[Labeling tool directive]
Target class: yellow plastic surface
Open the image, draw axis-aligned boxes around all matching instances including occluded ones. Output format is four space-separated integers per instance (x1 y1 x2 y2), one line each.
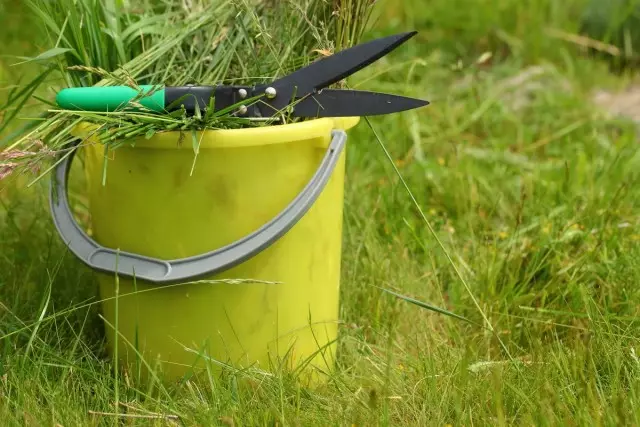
75 116 359 384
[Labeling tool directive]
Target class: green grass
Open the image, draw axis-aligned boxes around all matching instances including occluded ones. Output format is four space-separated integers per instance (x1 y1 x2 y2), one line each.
0 0 377 177
3 0 640 425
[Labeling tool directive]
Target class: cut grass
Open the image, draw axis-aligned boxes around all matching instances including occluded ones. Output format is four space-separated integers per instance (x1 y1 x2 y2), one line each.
3 0 640 425
1 0 378 179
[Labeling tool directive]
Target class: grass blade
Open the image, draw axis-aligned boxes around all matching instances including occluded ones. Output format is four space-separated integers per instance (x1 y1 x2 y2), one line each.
376 286 477 325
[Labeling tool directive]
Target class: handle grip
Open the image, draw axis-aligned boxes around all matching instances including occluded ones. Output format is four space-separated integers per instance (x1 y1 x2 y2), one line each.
49 130 347 284
55 85 166 113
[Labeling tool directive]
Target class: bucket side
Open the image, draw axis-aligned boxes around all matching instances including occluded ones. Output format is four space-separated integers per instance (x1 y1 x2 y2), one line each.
79 121 349 383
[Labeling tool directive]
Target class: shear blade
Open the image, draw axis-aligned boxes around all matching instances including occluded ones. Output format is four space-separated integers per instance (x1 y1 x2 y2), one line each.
288 89 429 118
267 31 419 105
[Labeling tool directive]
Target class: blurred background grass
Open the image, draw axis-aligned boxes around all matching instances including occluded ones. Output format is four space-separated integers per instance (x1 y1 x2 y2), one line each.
3 0 640 425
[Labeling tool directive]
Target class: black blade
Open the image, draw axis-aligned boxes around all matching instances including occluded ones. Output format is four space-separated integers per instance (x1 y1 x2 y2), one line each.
288 89 429 118
266 31 418 98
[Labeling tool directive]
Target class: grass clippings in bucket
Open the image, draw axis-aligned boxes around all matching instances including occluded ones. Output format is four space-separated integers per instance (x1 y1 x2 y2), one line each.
0 0 378 180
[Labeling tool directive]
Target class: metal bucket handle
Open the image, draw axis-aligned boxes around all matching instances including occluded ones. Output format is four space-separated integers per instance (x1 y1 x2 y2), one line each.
49 129 347 285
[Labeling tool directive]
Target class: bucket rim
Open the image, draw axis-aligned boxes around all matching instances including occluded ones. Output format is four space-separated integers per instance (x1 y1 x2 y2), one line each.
72 116 360 149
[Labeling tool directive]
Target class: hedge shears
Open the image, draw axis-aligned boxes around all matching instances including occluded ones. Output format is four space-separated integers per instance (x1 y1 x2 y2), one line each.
55 31 429 118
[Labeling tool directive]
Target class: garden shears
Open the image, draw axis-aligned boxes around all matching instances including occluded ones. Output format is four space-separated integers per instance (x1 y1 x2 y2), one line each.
55 31 429 118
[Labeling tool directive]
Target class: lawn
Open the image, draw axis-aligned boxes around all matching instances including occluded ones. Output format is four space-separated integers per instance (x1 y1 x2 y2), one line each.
2 0 640 425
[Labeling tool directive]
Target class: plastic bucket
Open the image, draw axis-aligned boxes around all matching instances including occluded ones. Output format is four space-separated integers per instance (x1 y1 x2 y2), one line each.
49 116 360 384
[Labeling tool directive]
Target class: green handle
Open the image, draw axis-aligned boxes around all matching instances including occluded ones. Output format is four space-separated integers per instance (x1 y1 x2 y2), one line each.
55 85 166 113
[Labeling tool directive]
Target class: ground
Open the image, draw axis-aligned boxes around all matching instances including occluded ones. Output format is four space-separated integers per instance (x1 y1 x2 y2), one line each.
2 0 640 425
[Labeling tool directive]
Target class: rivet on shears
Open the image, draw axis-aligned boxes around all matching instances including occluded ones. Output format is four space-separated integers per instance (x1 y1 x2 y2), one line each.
265 87 277 99
238 88 248 99
237 105 248 115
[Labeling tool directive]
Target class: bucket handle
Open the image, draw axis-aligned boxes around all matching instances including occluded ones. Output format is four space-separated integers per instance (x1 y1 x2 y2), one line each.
49 129 347 285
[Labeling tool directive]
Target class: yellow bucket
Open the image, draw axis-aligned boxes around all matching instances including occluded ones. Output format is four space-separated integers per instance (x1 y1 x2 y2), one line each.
49 116 360 384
